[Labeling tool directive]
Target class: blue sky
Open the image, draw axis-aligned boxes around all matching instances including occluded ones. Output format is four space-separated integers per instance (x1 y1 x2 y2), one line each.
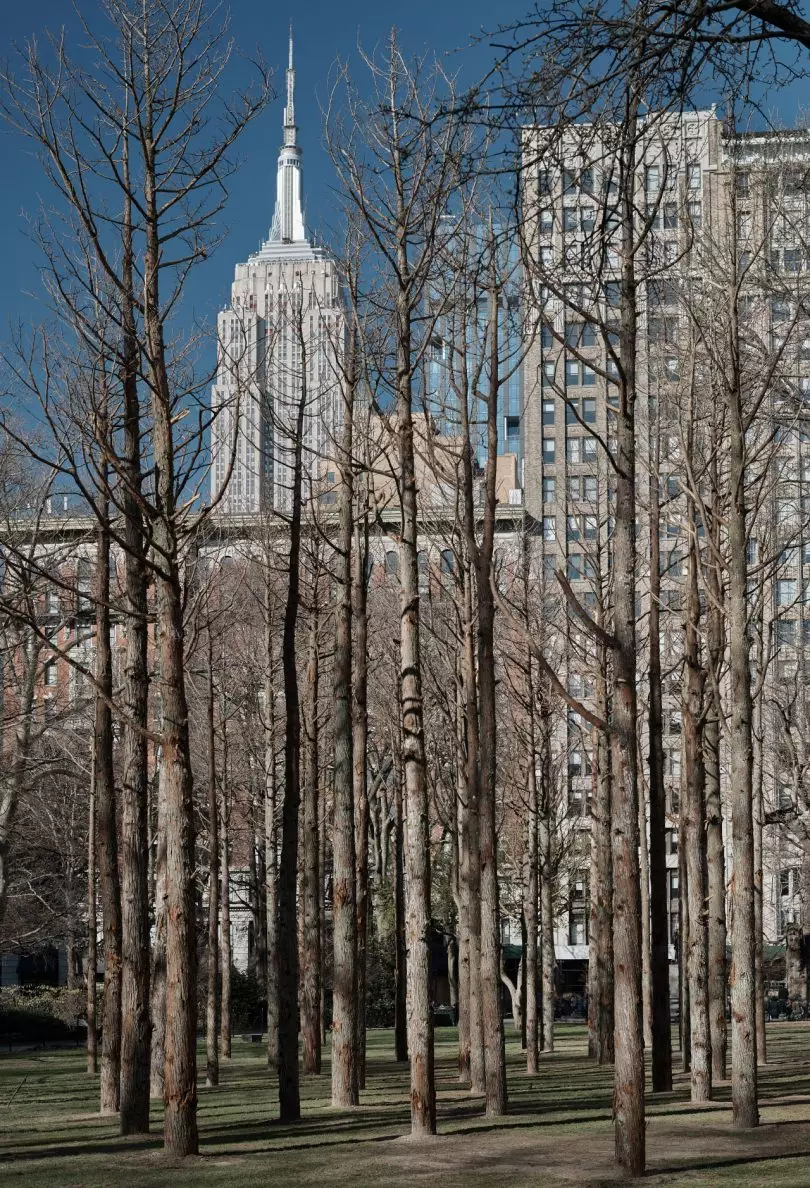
2 1 809 357
0 0 511 346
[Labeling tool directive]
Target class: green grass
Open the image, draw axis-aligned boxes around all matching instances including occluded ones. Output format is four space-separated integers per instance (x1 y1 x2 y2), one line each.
3 1023 810 1185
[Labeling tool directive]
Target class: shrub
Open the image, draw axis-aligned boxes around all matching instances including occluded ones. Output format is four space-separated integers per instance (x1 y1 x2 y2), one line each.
0 986 85 1043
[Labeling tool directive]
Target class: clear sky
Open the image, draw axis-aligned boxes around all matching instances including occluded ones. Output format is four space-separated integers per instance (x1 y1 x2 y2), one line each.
2 1 809 357
0 0 512 347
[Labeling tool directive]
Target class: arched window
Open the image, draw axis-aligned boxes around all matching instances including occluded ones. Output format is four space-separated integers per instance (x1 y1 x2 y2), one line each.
440 549 455 576
385 550 399 578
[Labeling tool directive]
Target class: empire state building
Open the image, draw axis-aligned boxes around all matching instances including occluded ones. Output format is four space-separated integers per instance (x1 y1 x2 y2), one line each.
210 34 345 516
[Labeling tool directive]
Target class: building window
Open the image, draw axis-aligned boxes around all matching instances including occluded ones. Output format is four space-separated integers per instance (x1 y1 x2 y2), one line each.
563 168 577 195
540 244 554 267
774 619 796 650
776 579 797 607
542 436 556 464
542 476 556 503
540 208 553 233
542 399 555 425
541 321 554 349
565 360 580 386
688 200 702 228
440 549 455 576
583 398 597 423
777 868 800 937
583 476 597 502
687 163 702 190
582 366 596 388
568 552 583 581
543 515 557 541
583 437 597 462
384 550 399 578
538 168 552 194
567 515 581 541
668 869 680 945
663 202 678 230
542 361 556 386
645 164 660 193
567 436 581 464
44 660 58 687
735 171 750 197
563 206 578 232
568 874 589 945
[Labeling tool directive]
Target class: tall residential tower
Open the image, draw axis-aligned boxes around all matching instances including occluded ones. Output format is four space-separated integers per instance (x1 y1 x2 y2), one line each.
211 33 345 516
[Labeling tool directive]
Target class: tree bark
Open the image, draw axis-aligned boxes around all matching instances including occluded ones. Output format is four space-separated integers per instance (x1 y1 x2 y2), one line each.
648 427 672 1092
752 594 767 1066
143 76 199 1159
265 598 279 1070
277 304 307 1124
610 97 645 1174
683 516 711 1101
587 645 614 1064
727 337 759 1130
302 607 322 1078
353 513 370 1090
150 755 167 1101
87 762 98 1077
118 140 152 1136
456 672 472 1083
539 695 556 1055
393 741 408 1064
205 637 220 1089
95 518 122 1118
476 277 507 1118
524 655 540 1075
331 319 358 1106
220 734 232 1062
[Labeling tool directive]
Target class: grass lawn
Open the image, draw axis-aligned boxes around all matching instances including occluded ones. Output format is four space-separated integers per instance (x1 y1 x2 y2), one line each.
3 1023 810 1185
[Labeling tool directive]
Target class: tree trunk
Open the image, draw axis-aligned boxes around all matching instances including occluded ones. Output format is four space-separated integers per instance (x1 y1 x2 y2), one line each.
302 609 322 1078
648 429 672 1092
331 319 358 1106
752 596 767 1066
727 359 759 1130
610 106 645 1174
118 150 152 1136
87 765 98 1077
397 300 436 1137
205 638 220 1089
95 518 122 1118
393 744 408 1064
679 803 691 1073
638 770 653 1051
144 90 199 1158
476 279 507 1118
539 699 556 1054
353 513 370 1091
704 458 727 1083
265 602 279 1070
524 655 539 1075
277 306 307 1124
220 738 232 1062
456 674 472 1083
683 518 711 1101
463 564 485 1093
587 646 613 1064
150 757 167 1100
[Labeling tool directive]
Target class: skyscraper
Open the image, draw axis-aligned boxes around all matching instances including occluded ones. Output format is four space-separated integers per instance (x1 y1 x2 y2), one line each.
210 33 345 516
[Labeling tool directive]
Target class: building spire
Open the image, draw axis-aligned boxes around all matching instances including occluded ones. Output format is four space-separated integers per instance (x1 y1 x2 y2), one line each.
283 25 295 145
270 23 306 244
